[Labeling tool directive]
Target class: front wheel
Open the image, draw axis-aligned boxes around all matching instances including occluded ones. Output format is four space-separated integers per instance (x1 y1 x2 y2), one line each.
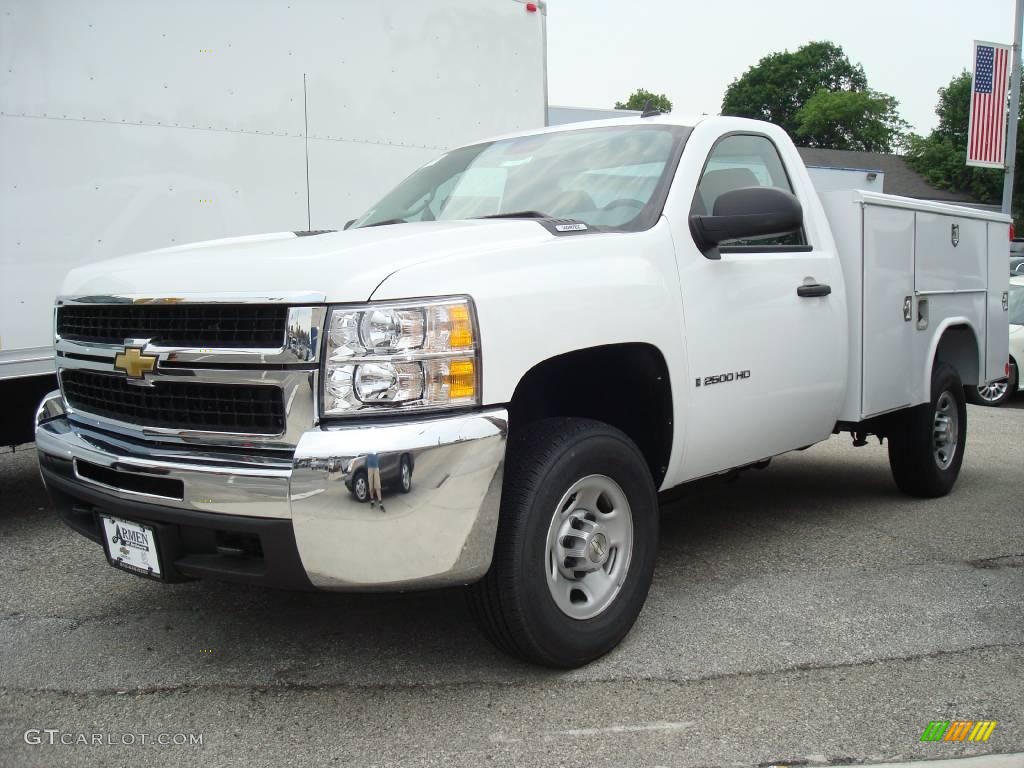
351 470 369 503
888 363 967 498
467 418 658 668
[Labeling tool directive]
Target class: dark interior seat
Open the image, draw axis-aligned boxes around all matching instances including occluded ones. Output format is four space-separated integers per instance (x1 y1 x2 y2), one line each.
696 167 761 214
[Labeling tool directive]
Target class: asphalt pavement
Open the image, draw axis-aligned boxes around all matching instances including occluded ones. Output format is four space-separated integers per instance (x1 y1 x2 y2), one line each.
1 401 1022 767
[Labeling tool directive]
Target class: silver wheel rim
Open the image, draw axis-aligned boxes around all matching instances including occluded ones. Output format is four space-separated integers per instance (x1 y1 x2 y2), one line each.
932 391 959 470
355 476 367 500
976 380 1008 402
544 474 633 621
401 461 411 490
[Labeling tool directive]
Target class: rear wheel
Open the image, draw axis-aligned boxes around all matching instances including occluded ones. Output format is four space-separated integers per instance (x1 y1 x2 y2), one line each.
467 418 658 668
399 455 412 493
888 363 967 498
967 358 1017 406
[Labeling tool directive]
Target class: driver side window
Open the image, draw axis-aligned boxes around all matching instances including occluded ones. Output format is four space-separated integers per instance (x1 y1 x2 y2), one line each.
694 134 806 248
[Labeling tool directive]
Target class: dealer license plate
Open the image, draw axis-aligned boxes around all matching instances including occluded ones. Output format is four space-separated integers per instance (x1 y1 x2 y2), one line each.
100 515 162 578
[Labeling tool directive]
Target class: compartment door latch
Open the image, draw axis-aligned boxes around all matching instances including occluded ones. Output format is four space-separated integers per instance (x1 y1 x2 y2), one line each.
916 297 930 330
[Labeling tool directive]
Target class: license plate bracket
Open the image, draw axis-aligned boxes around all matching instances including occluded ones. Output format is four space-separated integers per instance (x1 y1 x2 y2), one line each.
99 515 163 579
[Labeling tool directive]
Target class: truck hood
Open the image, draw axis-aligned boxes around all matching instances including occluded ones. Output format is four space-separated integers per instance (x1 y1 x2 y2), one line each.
59 220 552 302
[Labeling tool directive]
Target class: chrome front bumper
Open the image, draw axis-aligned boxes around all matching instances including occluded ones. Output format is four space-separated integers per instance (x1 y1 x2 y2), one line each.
35 391 508 590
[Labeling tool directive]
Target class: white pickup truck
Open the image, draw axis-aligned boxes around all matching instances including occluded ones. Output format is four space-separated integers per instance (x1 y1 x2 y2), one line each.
35 115 1011 668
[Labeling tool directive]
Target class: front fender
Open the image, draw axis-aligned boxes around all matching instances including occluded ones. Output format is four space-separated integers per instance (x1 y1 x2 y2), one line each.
370 219 689 477
371 219 687 402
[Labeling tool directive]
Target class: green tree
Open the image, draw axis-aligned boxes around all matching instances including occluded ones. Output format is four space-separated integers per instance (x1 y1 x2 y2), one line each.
932 71 974 144
721 41 868 136
794 89 911 152
615 88 672 113
719 41 909 152
905 71 1020 216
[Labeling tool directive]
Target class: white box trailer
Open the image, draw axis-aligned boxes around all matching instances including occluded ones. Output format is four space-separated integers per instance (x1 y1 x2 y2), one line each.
0 0 547 443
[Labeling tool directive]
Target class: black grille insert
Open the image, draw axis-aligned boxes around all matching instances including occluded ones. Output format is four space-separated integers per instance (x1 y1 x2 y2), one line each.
62 369 285 435
76 460 184 499
57 304 288 348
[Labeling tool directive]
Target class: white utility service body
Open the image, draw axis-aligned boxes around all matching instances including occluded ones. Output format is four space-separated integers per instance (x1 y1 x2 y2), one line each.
0 0 547 442
35 114 1010 667
823 191 1010 421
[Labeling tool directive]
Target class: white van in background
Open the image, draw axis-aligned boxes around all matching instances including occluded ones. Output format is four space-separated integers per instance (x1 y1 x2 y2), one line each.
0 0 548 443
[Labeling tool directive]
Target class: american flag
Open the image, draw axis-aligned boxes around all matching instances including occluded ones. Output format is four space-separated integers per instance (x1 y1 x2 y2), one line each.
967 41 1011 168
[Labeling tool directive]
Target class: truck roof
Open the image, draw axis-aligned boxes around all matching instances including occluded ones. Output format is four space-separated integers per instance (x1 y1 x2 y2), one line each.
478 112 707 144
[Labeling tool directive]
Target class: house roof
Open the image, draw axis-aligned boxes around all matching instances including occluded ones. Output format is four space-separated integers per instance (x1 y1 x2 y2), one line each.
796 147 981 204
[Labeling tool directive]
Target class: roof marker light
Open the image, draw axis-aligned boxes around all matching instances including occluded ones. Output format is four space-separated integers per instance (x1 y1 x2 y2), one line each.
526 2 538 11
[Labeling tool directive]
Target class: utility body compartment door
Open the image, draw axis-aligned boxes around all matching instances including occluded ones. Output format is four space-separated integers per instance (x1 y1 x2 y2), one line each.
915 214 987 293
861 205 916 416
986 222 1011 382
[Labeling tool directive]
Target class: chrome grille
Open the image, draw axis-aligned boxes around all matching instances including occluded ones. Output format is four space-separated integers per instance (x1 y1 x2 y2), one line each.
54 296 324 447
57 304 288 348
61 369 286 435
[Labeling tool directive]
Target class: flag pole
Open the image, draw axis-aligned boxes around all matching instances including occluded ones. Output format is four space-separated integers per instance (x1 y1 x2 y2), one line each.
1002 0 1024 215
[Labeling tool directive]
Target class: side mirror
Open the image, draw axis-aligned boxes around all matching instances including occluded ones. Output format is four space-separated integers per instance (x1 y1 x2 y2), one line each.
343 219 356 230
689 186 803 259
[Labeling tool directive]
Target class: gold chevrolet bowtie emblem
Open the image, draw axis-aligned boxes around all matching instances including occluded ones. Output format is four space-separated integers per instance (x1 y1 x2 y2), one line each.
113 347 157 378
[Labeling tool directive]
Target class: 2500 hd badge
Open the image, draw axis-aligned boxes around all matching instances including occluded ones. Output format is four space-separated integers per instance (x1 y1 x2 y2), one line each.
696 370 752 387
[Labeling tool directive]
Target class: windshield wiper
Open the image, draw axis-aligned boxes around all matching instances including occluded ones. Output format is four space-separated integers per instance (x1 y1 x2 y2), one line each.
361 218 408 228
477 211 551 220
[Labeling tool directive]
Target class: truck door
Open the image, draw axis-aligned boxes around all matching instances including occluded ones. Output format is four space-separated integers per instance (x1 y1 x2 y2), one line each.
673 132 847 480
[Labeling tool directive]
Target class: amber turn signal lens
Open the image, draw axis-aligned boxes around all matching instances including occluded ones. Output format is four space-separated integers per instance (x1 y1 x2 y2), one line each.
448 304 474 349
447 359 476 399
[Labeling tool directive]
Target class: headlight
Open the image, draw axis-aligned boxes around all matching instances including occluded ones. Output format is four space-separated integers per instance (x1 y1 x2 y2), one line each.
322 297 479 416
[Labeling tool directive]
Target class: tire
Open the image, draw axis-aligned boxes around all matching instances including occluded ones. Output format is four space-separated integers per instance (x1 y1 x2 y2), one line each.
966 358 1018 407
351 470 369 502
399 455 412 493
467 418 658 668
888 363 967 498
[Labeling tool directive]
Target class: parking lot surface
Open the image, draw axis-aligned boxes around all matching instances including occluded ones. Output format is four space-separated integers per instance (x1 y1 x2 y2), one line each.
1 402 1021 767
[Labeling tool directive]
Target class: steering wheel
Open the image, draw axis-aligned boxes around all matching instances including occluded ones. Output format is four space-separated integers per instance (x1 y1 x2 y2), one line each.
405 196 436 221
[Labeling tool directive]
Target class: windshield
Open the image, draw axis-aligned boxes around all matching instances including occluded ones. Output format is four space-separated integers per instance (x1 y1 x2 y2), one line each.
1010 282 1024 326
353 124 689 231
